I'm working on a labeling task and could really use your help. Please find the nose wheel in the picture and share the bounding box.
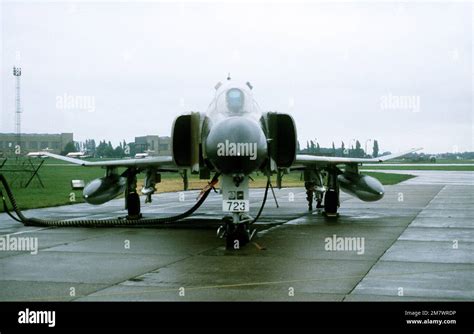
[217,215,256,249]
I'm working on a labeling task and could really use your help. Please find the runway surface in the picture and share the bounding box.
[0,170,472,301]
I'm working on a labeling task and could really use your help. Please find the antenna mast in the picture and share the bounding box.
[13,66,22,150]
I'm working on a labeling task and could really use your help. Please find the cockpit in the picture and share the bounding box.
[206,81,261,120]
[226,88,245,113]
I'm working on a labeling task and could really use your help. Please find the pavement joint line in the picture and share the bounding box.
[2,182,471,301]
[0,227,50,238]
[71,208,308,301]
[14,266,474,301]
[70,239,233,301]
[72,185,459,301]
[35,230,128,253]
[341,184,447,301]
[406,226,474,230]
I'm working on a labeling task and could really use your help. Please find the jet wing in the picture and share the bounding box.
[293,147,422,168]
[40,152,176,169]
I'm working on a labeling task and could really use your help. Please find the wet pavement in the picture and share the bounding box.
[0,170,472,301]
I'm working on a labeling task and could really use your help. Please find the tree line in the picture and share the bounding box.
[298,140,380,158]
[61,139,138,158]
[62,138,382,158]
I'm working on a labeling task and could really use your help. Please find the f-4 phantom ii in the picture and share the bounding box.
[41,78,420,248]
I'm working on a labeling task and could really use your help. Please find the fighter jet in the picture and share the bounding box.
[41,77,420,248]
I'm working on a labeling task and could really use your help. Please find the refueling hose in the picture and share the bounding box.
[0,173,219,227]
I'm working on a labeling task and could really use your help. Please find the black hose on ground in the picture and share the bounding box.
[251,177,270,224]
[0,173,219,227]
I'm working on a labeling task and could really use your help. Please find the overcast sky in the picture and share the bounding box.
[1,0,472,153]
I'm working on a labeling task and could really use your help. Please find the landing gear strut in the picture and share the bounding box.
[316,192,323,208]
[305,181,315,211]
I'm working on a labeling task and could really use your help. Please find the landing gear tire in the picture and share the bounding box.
[324,190,338,216]
[225,223,250,250]
[127,192,141,219]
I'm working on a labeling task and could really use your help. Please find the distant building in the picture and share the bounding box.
[0,133,73,155]
[134,135,171,156]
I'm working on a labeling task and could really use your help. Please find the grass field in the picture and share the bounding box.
[387,159,474,164]
[361,165,474,171]
[0,161,415,212]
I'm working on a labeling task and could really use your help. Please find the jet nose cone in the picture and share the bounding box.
[205,117,267,174]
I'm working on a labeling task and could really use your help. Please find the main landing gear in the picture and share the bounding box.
[323,170,340,217]
[304,169,340,217]
[305,181,324,211]
[124,169,142,220]
[304,169,325,212]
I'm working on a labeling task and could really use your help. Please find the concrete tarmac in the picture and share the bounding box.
[0,170,472,301]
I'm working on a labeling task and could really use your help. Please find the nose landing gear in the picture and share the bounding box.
[217,174,270,249]
[217,214,257,250]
